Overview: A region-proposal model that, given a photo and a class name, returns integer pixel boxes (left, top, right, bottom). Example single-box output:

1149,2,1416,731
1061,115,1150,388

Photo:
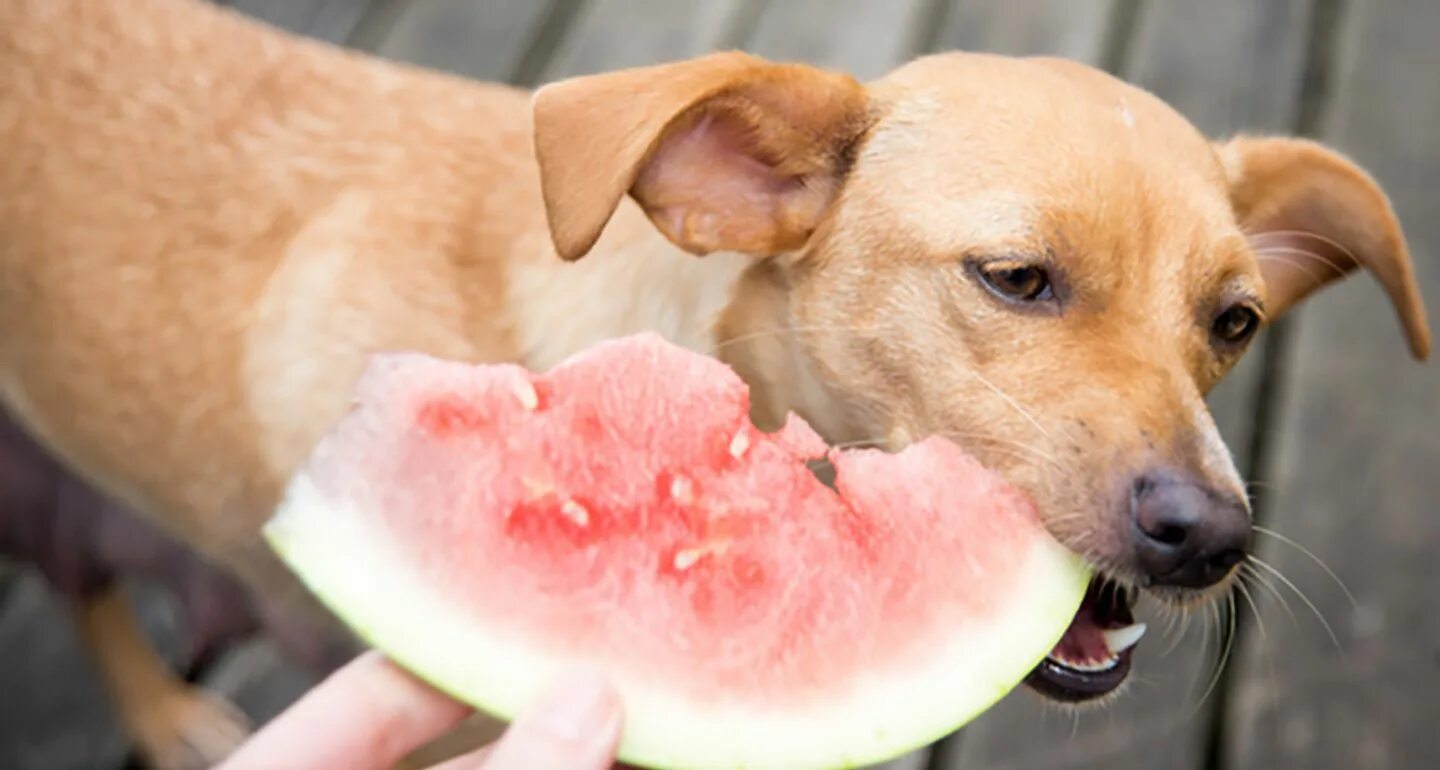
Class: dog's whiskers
1160,606,1195,658
936,429,1064,469
1246,555,1342,651
960,369,1056,442
1233,576,1267,643
1251,525,1356,609
711,322,889,353
1189,590,1238,716
1241,562,1298,626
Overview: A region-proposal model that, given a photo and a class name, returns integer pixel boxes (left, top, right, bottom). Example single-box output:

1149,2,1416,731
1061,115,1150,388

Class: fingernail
527,669,619,742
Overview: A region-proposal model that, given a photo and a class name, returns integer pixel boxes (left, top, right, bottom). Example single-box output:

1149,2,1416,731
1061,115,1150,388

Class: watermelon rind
266,472,1088,770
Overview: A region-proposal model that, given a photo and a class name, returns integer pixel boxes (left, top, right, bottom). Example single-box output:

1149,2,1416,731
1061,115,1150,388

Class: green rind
265,473,1089,770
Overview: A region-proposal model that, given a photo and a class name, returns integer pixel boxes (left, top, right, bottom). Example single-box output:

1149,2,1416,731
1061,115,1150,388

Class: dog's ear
533,51,871,260
1216,135,1430,359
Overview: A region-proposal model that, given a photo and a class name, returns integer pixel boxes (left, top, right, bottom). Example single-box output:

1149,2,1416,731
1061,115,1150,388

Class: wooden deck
2,1,1437,767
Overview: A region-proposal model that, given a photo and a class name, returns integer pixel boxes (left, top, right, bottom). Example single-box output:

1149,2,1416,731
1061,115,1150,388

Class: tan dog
0,0,1429,766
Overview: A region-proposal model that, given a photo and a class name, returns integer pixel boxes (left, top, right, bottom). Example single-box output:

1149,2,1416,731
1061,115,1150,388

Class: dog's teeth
1102,623,1147,655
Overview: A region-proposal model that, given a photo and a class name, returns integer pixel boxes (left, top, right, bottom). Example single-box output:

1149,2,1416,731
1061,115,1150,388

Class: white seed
728,429,750,459
669,475,696,505
560,500,589,527
673,548,704,571
1101,623,1147,655
512,378,539,410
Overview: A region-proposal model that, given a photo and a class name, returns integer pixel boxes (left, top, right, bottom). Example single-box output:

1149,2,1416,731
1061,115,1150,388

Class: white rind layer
265,472,1089,770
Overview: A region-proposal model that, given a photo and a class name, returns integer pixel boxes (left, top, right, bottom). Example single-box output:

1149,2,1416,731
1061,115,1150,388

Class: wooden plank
1225,0,1440,766
0,556,15,606
940,2,1316,769
744,0,932,80
223,0,378,43
0,575,129,770
200,640,321,725
375,0,561,83
931,0,1119,63
0,577,191,770
540,0,752,80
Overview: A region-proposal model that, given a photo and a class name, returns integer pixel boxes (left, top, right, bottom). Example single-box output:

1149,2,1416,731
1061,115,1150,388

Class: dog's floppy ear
1216,135,1430,359
533,51,871,260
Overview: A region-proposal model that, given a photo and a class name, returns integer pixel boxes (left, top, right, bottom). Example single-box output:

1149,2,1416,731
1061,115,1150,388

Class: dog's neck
505,227,864,443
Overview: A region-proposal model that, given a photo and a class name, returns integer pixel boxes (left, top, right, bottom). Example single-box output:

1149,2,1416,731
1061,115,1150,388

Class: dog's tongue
1049,579,1144,668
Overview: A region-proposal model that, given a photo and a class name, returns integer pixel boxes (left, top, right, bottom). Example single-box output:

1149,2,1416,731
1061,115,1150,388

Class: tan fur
75,587,251,770
0,0,1429,762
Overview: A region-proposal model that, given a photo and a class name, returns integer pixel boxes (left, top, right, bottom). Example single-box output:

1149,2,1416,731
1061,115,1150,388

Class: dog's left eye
1212,304,1260,345
976,261,1053,303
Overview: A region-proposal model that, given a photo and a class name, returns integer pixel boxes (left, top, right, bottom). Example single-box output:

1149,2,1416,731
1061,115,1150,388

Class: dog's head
531,51,1429,701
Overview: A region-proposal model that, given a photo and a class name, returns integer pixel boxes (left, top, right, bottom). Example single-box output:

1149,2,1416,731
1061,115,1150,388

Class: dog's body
0,0,1429,767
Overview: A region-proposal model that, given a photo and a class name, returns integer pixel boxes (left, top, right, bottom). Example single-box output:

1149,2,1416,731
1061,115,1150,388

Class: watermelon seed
673,548,705,571
560,499,590,526
669,474,696,505
522,477,553,497
512,378,540,410
728,429,750,459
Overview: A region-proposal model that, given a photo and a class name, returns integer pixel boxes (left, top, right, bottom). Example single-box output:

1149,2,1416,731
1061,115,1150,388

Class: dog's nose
1130,474,1250,588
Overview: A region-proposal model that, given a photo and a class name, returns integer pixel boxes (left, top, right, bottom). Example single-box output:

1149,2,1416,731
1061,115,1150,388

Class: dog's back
0,0,540,606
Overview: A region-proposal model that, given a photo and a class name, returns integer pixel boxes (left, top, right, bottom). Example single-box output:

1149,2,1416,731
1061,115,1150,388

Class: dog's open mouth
1025,577,1145,702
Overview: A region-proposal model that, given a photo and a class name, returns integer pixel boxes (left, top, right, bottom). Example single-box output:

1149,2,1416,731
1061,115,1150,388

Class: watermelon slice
265,333,1088,770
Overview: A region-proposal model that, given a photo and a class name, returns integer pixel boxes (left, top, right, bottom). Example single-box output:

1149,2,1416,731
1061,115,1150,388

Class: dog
0,0,1429,766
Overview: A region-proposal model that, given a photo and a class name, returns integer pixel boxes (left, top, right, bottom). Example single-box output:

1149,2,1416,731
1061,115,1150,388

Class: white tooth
1102,623,1147,655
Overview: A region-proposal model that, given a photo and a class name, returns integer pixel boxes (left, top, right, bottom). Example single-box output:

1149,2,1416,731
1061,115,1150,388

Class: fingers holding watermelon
218,651,623,770
456,669,623,770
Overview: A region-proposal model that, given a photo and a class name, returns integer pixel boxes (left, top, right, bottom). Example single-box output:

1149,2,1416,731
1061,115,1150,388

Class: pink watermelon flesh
267,333,1087,769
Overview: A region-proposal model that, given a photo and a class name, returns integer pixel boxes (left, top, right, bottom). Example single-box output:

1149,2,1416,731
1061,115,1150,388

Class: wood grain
224,0,378,43
376,0,563,83
1225,0,1440,766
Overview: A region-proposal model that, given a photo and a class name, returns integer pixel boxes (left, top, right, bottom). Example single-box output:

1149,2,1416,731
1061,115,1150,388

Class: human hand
217,650,623,770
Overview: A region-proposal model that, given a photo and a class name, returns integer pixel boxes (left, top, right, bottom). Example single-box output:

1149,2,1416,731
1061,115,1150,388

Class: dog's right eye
975,260,1054,303
1212,304,1261,345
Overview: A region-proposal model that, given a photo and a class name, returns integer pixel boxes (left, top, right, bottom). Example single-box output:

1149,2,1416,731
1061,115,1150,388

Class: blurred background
1,0,1436,768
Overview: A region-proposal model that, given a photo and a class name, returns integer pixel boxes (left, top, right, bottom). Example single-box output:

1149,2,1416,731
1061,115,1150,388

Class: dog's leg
73,584,252,770
2,411,255,770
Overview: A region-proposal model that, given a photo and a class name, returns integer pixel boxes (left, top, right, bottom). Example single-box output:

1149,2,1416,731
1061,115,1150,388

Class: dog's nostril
1150,523,1188,546
1130,472,1250,588
1208,548,1246,572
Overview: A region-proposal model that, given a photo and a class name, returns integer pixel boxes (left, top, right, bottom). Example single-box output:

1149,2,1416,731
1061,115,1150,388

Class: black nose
1130,474,1250,588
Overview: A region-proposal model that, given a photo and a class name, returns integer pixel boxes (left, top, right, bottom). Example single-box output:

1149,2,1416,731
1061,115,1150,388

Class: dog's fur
0,0,1429,766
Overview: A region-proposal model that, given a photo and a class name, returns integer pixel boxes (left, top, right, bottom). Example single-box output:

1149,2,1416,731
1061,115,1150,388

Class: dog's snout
1129,474,1250,588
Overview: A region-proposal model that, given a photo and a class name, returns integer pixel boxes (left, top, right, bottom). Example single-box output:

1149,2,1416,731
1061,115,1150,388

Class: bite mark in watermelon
265,333,1089,770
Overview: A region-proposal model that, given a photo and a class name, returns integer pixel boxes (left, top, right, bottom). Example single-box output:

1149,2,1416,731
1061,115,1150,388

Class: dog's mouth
1025,576,1145,703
